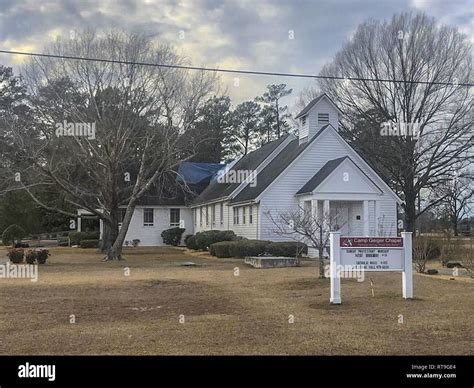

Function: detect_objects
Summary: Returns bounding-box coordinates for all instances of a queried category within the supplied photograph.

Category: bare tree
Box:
[265,204,344,278]
[1,30,216,260]
[319,12,473,233]
[438,170,473,236]
[460,245,474,278]
[289,86,321,133]
[413,237,437,273]
[376,215,397,237]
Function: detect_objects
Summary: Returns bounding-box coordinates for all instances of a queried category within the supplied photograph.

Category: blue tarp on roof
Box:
[177,162,226,185]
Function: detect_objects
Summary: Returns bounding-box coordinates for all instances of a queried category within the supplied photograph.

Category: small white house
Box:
[78,94,401,251]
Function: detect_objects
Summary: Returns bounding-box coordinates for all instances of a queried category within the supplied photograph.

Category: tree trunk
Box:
[105,221,120,260]
[100,222,112,254]
[452,217,459,237]
[105,205,135,261]
[319,253,326,279]
[318,225,326,278]
[102,205,120,260]
[404,190,417,233]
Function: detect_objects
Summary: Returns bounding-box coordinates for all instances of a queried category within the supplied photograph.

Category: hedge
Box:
[228,240,270,258]
[79,239,100,248]
[185,235,198,250]
[57,237,69,247]
[209,240,309,258]
[194,230,237,250]
[161,227,186,246]
[14,242,30,248]
[209,241,239,258]
[266,241,308,257]
[69,231,100,246]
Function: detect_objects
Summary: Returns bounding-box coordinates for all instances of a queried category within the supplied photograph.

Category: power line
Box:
[0,49,473,87]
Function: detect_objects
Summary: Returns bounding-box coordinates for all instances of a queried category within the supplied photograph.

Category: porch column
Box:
[77,215,82,232]
[323,199,331,256]
[323,200,330,224]
[311,199,319,219]
[363,200,369,236]
[375,200,380,236]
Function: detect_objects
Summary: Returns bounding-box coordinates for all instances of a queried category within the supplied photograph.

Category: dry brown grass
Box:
[0,246,472,355]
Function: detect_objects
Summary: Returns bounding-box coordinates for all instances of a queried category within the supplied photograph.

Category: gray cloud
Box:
[0,0,471,109]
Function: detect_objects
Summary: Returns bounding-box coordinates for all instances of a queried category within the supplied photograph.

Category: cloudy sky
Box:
[0,0,472,111]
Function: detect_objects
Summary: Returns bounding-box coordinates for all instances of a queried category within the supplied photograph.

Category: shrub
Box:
[69,231,100,246]
[426,240,441,260]
[185,235,198,250]
[413,237,439,273]
[161,227,186,246]
[79,239,99,249]
[2,224,26,247]
[14,242,30,248]
[228,240,270,258]
[266,241,308,257]
[184,234,191,245]
[132,239,140,247]
[57,237,69,247]
[36,249,50,264]
[209,241,239,258]
[194,230,237,250]
[7,248,24,264]
[25,250,38,264]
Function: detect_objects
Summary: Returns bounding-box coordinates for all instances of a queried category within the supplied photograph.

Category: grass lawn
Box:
[0,246,472,355]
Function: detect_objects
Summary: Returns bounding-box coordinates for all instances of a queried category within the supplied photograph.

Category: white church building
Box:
[78,94,401,248]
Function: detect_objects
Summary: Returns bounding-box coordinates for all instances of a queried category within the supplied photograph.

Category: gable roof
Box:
[232,124,402,205]
[192,134,290,205]
[295,93,342,119]
[296,156,383,195]
[296,157,347,195]
[230,126,329,204]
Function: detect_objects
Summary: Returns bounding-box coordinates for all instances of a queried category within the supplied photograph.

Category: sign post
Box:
[329,232,341,304]
[401,232,413,299]
[329,232,413,304]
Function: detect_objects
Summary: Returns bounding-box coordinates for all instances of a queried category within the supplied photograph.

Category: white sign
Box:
[340,248,403,271]
[329,232,413,304]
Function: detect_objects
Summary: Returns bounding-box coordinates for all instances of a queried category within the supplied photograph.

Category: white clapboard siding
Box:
[194,201,230,232]
[123,206,193,246]
[193,201,259,239]
[378,196,398,236]
[259,128,398,240]
[307,98,339,139]
[348,201,363,236]
[227,204,259,239]
[299,116,309,140]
